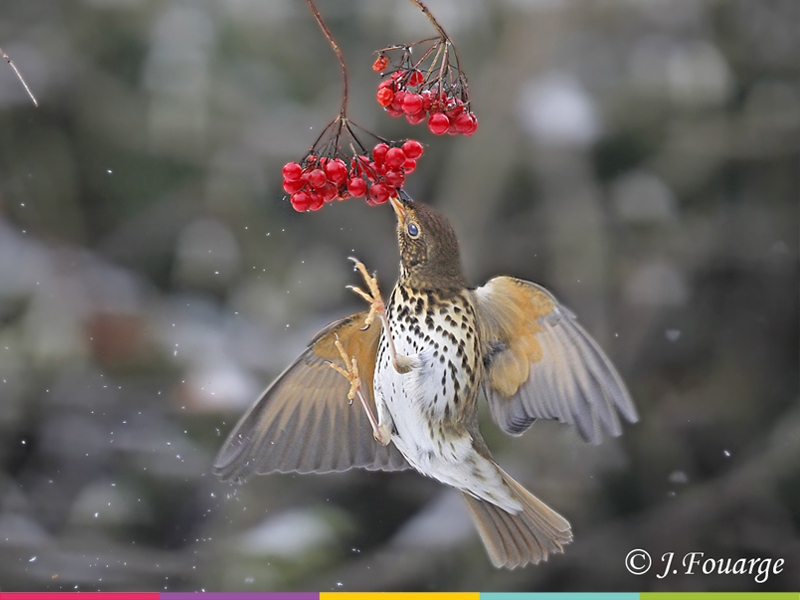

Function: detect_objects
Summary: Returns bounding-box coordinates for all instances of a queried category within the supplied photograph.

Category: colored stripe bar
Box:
[482,595,639,600]
[642,595,798,600]
[1,595,158,600]
[323,594,478,600]
[163,596,316,600]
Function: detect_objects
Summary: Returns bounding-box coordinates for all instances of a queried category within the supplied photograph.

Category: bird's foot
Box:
[329,336,386,444]
[348,257,413,375]
[347,257,385,328]
[328,337,362,404]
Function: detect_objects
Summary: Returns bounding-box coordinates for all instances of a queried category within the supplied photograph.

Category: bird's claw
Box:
[328,337,361,404]
[348,257,385,328]
[328,334,388,444]
[346,257,412,376]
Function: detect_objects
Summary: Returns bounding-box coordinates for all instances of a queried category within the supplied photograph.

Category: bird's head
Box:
[389,191,466,290]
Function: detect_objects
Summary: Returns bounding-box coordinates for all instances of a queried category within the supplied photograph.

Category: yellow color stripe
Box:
[322,594,479,600]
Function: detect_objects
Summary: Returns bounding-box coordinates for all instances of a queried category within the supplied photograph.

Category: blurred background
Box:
[0,0,798,592]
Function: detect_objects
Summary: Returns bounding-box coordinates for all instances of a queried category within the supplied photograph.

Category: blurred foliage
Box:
[0,0,798,592]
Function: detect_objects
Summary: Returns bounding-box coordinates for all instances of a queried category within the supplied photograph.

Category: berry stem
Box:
[343,120,368,154]
[304,0,348,118]
[405,0,462,73]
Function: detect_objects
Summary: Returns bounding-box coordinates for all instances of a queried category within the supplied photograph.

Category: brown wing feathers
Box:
[474,277,637,444]
[476,277,554,398]
[213,312,408,481]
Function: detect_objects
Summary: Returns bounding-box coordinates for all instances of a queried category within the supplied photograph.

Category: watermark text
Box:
[625,549,784,584]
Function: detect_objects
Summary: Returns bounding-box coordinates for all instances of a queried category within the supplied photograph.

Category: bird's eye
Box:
[407,223,419,237]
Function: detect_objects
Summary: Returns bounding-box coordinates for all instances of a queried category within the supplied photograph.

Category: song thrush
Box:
[214,192,637,568]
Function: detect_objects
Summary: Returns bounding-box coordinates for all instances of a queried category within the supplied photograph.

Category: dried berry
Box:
[372,56,388,72]
[376,87,394,107]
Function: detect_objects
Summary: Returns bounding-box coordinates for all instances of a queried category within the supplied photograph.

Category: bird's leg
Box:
[329,338,391,446]
[348,257,413,375]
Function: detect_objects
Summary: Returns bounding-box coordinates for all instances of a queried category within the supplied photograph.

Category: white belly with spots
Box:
[373,303,519,512]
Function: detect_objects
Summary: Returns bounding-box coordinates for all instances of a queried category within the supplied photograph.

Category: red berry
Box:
[446,100,464,119]
[291,191,311,212]
[453,112,472,133]
[402,93,423,115]
[376,87,394,107]
[402,159,417,173]
[308,192,325,211]
[420,90,433,111]
[320,183,337,203]
[367,183,390,205]
[385,106,403,118]
[402,140,423,159]
[282,162,302,181]
[324,159,347,184]
[447,120,459,135]
[308,168,327,189]
[347,177,367,197]
[408,70,423,87]
[371,161,387,176]
[283,177,306,194]
[428,113,450,135]
[384,169,405,187]
[372,143,389,164]
[390,90,407,112]
[467,115,478,135]
[457,112,478,135]
[406,110,427,125]
[385,147,406,169]
[372,56,388,71]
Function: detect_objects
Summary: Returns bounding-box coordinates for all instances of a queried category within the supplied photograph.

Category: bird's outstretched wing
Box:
[472,277,637,444]
[213,312,409,481]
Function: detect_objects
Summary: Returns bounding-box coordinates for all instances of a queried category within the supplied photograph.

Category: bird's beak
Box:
[390,195,406,226]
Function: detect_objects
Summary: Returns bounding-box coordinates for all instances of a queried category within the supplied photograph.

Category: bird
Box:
[213,191,637,568]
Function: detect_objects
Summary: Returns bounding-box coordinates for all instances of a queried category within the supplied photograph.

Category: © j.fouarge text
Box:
[625,548,785,583]
[657,551,784,583]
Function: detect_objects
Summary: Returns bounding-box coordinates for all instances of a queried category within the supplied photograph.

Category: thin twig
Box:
[0,45,38,107]
[406,0,461,72]
[304,0,348,117]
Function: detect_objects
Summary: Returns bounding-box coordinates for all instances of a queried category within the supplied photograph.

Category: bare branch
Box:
[0,45,38,107]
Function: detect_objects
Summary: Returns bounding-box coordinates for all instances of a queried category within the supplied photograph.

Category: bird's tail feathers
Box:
[462,468,572,568]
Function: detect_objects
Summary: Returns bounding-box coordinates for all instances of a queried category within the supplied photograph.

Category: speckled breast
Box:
[375,285,482,452]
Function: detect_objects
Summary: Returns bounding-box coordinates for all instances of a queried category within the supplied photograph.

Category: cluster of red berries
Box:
[373,57,478,136]
[283,139,424,212]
